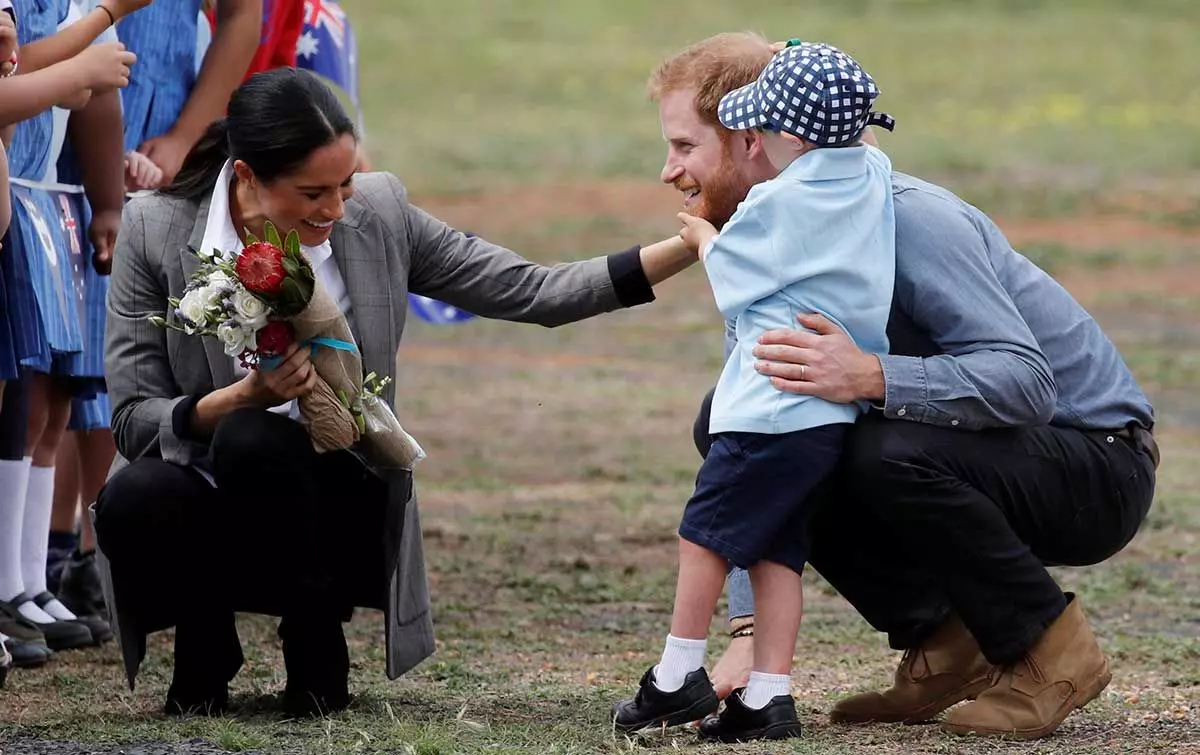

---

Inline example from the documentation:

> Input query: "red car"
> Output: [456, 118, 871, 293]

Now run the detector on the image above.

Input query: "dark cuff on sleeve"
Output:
[607, 246, 655, 308]
[171, 393, 206, 442]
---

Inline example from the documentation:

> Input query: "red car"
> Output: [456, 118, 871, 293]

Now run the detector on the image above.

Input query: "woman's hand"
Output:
[238, 342, 317, 408]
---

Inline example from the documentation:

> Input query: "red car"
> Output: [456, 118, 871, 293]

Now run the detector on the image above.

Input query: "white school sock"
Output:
[21, 465, 55, 597]
[19, 465, 78, 621]
[653, 635, 707, 693]
[741, 671, 792, 710]
[0, 458, 32, 602]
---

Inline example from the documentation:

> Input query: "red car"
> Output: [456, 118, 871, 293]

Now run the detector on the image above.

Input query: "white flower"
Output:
[207, 269, 234, 289]
[197, 283, 225, 309]
[230, 285, 269, 330]
[178, 288, 210, 331]
[217, 321, 258, 357]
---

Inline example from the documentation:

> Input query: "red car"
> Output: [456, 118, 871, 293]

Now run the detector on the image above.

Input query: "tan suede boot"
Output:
[830, 615, 996, 724]
[942, 596, 1111, 740]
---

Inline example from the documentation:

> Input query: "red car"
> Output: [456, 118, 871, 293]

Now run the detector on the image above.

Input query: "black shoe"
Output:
[5, 636, 53, 668]
[0, 600, 48, 646]
[279, 615, 351, 718]
[166, 612, 244, 717]
[57, 549, 109, 623]
[165, 683, 230, 717]
[612, 666, 719, 734]
[32, 592, 111, 645]
[281, 685, 350, 718]
[698, 688, 803, 743]
[0, 595, 92, 651]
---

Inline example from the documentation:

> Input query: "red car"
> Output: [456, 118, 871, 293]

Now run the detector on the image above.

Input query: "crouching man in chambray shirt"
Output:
[652, 32, 1157, 742]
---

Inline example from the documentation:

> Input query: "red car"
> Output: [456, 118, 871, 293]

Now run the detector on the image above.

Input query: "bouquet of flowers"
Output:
[150, 222, 425, 469]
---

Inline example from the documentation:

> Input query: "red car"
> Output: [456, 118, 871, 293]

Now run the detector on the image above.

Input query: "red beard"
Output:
[676, 149, 754, 230]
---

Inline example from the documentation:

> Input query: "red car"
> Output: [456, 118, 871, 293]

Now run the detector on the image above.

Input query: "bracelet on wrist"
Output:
[729, 624, 754, 639]
[97, 3, 116, 25]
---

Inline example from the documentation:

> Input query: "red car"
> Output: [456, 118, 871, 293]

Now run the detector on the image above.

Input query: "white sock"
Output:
[0, 458, 32, 602]
[653, 635, 707, 693]
[38, 596, 77, 621]
[21, 465, 55, 597]
[741, 671, 792, 710]
[16, 598, 56, 624]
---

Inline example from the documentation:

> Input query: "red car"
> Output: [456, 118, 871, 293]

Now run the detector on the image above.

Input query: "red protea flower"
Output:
[257, 320, 295, 357]
[236, 242, 287, 295]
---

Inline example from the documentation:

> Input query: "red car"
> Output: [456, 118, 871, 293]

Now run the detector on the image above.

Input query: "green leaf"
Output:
[281, 256, 300, 279]
[244, 228, 260, 245]
[264, 221, 283, 250]
[285, 229, 301, 256]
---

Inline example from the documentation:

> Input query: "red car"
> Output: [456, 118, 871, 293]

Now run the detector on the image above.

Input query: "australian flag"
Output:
[295, 0, 475, 326]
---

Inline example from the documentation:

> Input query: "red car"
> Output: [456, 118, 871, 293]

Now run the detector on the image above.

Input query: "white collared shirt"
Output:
[200, 160, 354, 421]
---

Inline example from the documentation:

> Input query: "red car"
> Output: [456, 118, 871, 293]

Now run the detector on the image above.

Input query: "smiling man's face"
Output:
[657, 88, 757, 229]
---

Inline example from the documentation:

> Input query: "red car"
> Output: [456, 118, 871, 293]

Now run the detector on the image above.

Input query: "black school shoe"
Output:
[612, 666, 719, 734]
[0, 595, 92, 651]
[698, 688, 803, 743]
[32, 592, 111, 645]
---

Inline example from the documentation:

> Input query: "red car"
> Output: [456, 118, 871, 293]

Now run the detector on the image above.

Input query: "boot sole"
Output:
[829, 676, 994, 725]
[613, 695, 720, 734]
[941, 660, 1112, 741]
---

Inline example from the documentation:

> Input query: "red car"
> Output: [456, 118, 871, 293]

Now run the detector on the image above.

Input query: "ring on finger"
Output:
[800, 364, 806, 381]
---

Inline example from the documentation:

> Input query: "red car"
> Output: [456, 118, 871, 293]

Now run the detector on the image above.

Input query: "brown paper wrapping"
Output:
[288, 276, 423, 468]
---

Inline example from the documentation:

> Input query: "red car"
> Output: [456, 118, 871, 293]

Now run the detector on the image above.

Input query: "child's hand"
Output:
[70, 41, 136, 91]
[0, 13, 18, 77]
[677, 212, 718, 259]
[124, 150, 163, 191]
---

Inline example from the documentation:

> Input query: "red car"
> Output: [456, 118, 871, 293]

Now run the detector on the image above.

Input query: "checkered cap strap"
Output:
[866, 111, 896, 132]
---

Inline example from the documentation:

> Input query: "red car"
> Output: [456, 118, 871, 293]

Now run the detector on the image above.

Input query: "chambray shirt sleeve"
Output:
[701, 204, 781, 319]
[880, 190, 1057, 429]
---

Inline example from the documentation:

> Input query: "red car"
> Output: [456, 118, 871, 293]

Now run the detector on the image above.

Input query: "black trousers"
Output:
[694, 389, 1156, 665]
[94, 408, 388, 692]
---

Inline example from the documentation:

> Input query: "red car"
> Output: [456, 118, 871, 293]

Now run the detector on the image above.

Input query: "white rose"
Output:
[217, 321, 258, 357]
[230, 286, 269, 330]
[178, 289, 209, 331]
[197, 283, 225, 309]
[207, 270, 233, 289]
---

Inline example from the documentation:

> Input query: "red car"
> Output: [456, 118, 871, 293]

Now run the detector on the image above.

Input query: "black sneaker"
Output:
[698, 688, 803, 743]
[612, 666, 719, 734]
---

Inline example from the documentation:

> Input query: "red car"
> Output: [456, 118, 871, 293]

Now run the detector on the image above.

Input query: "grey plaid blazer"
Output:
[98, 171, 634, 687]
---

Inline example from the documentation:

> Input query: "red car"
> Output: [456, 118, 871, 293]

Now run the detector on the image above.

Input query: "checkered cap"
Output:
[717, 42, 896, 145]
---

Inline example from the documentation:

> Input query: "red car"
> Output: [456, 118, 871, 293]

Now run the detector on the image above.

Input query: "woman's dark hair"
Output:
[162, 68, 357, 200]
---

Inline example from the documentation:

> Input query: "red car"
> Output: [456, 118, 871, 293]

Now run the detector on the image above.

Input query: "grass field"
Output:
[2, 1, 1199, 753]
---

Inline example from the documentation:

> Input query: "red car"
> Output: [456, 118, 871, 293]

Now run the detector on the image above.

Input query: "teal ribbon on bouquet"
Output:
[259, 336, 358, 371]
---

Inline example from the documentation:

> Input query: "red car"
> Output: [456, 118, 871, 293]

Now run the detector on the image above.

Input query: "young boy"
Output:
[612, 42, 897, 742]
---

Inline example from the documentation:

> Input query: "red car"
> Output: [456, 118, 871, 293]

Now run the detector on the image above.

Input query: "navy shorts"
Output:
[679, 424, 848, 575]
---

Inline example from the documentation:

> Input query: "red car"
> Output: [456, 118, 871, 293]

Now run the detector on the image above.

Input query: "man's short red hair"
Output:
[647, 32, 775, 130]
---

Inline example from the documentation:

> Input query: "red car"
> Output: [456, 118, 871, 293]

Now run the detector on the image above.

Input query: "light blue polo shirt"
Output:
[704, 143, 895, 434]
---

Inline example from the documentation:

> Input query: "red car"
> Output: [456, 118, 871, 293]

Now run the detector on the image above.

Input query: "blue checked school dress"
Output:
[117, 0, 201, 151]
[1, 0, 83, 376]
[53, 0, 121, 428]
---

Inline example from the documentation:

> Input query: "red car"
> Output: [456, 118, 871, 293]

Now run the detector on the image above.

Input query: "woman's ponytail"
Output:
[159, 118, 231, 200]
